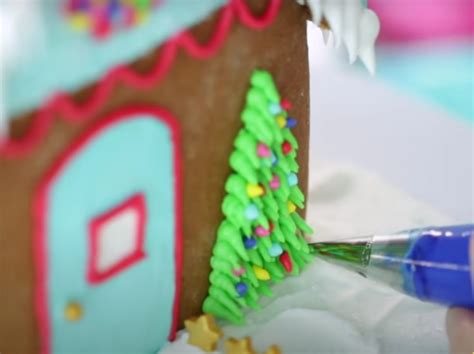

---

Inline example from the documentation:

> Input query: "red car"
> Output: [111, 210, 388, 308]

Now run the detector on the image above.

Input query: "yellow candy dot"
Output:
[287, 201, 297, 214]
[247, 184, 264, 198]
[64, 301, 83, 322]
[276, 116, 286, 128]
[253, 265, 270, 281]
[137, 11, 149, 24]
[70, 14, 90, 31]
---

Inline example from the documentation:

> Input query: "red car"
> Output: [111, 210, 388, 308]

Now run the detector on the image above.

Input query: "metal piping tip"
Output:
[309, 238, 373, 274]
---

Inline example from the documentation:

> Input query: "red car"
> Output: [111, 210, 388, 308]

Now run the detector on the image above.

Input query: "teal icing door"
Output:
[34, 107, 181, 354]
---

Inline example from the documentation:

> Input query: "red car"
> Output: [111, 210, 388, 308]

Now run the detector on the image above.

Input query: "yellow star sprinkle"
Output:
[184, 314, 223, 352]
[224, 336, 257, 354]
[264, 345, 283, 354]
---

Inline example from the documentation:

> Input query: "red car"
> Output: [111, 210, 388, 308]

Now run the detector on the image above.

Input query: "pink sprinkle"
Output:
[232, 267, 246, 276]
[124, 6, 135, 27]
[255, 226, 270, 237]
[93, 17, 111, 39]
[269, 175, 280, 190]
[257, 143, 271, 158]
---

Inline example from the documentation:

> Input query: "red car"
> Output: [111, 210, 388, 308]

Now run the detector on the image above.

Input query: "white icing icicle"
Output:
[357, 9, 380, 75]
[300, 0, 380, 74]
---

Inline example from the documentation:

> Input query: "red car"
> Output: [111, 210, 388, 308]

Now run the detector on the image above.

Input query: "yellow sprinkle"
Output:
[276, 116, 286, 128]
[247, 184, 264, 198]
[253, 265, 270, 280]
[70, 14, 90, 31]
[287, 201, 297, 214]
[64, 301, 83, 322]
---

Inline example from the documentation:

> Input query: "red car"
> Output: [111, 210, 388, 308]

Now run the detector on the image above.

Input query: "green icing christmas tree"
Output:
[202, 70, 314, 324]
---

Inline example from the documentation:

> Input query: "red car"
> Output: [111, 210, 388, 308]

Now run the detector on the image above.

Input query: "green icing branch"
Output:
[202, 70, 314, 324]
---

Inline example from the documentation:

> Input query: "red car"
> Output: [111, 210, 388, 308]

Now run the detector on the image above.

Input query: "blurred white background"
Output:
[307, 22, 473, 223]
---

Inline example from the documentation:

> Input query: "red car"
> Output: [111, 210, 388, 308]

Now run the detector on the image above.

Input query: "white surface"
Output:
[97, 208, 140, 272]
[161, 165, 451, 354]
[307, 22, 474, 223]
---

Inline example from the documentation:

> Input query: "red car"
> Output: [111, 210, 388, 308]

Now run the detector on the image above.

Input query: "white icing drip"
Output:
[300, 0, 380, 74]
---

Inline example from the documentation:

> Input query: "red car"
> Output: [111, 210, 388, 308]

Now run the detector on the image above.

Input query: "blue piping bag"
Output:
[310, 224, 474, 308]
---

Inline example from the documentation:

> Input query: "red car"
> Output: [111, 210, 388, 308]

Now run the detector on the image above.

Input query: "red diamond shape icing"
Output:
[87, 194, 147, 284]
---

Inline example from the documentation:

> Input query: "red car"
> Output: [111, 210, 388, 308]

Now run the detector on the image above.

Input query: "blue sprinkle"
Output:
[268, 102, 282, 115]
[244, 204, 259, 220]
[243, 236, 257, 249]
[286, 117, 297, 128]
[271, 152, 278, 166]
[268, 243, 283, 257]
[287, 173, 298, 186]
[236, 282, 248, 297]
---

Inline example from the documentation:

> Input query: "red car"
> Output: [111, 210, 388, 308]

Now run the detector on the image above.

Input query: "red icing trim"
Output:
[0, 0, 282, 158]
[33, 106, 183, 353]
[87, 193, 147, 285]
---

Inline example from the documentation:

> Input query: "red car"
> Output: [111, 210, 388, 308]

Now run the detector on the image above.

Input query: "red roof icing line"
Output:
[1, 0, 282, 158]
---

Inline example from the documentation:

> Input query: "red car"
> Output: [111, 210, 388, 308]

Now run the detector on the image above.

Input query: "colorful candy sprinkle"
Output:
[279, 251, 293, 273]
[269, 175, 280, 190]
[235, 282, 248, 297]
[286, 117, 297, 128]
[287, 201, 296, 214]
[253, 265, 270, 281]
[276, 116, 286, 128]
[271, 152, 278, 166]
[65, 0, 162, 39]
[247, 184, 265, 198]
[280, 99, 292, 111]
[268, 243, 283, 257]
[243, 236, 257, 249]
[268, 102, 282, 115]
[255, 226, 270, 237]
[281, 141, 292, 155]
[232, 267, 246, 277]
[287, 173, 298, 186]
[257, 143, 271, 158]
[244, 204, 260, 220]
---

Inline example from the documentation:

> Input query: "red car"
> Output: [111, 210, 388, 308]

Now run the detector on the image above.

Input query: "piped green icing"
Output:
[202, 70, 314, 324]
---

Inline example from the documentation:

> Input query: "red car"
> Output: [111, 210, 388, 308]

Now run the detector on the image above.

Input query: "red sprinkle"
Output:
[280, 99, 292, 111]
[282, 141, 292, 155]
[279, 251, 293, 273]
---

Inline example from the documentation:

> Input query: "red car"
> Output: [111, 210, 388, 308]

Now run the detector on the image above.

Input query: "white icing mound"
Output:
[161, 165, 451, 353]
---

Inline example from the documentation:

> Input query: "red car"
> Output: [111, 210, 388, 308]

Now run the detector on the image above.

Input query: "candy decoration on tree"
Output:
[64, 0, 163, 39]
[280, 98, 292, 111]
[279, 251, 293, 273]
[286, 117, 297, 128]
[202, 70, 314, 324]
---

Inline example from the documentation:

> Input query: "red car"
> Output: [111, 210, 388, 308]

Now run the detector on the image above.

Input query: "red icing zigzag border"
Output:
[1, 0, 282, 158]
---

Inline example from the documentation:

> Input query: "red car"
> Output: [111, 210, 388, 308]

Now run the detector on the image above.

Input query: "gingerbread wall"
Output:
[0, 1, 310, 352]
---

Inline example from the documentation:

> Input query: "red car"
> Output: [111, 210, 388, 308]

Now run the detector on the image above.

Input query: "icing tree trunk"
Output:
[203, 70, 314, 324]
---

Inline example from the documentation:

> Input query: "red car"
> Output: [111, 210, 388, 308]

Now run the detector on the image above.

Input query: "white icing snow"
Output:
[160, 165, 451, 354]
